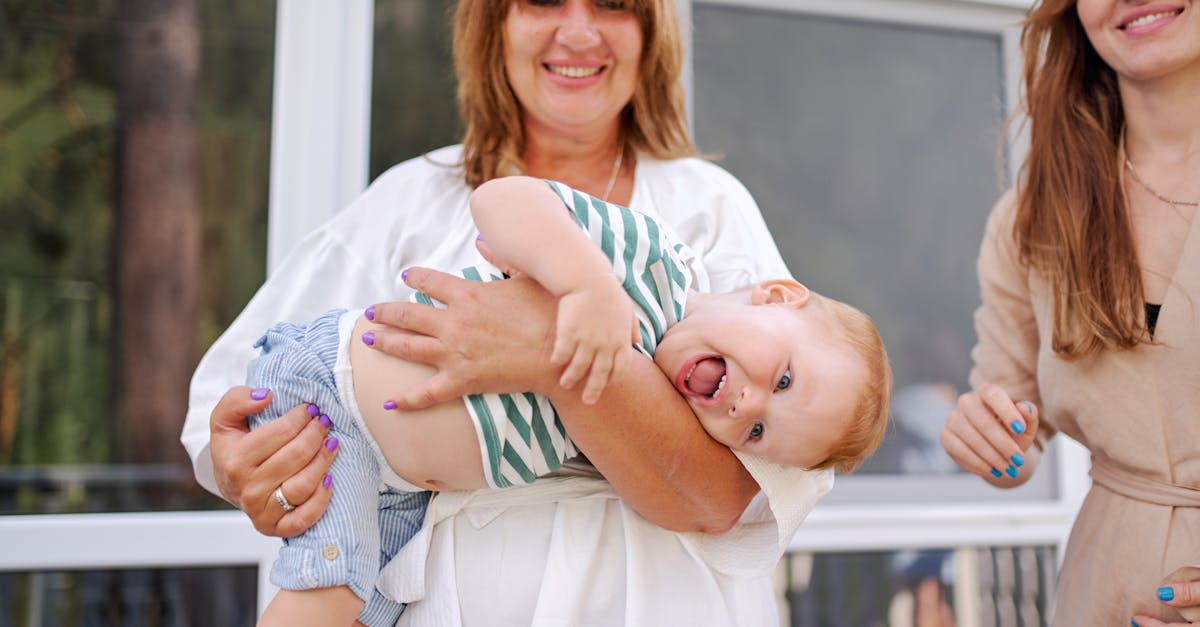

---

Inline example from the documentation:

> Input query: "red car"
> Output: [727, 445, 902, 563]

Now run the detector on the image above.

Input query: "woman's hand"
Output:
[939, 383, 1040, 486]
[364, 267, 562, 408]
[209, 386, 336, 537]
[1133, 567, 1200, 626]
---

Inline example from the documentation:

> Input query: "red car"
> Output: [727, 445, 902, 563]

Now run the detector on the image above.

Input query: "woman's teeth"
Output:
[546, 64, 602, 78]
[1124, 10, 1179, 29]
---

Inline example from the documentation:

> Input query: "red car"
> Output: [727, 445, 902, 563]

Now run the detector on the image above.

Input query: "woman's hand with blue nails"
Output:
[1134, 567, 1200, 626]
[939, 383, 1040, 487]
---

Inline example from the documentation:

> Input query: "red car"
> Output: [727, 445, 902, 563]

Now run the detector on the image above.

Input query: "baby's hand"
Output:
[552, 274, 639, 405]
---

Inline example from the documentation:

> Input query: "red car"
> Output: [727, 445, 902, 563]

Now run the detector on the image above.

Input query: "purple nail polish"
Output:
[319, 414, 332, 429]
[383, 400, 398, 411]
[476, 233, 484, 242]
[401, 268, 409, 281]
[325, 437, 339, 452]
[323, 474, 333, 489]
[362, 331, 375, 346]
[250, 388, 270, 401]
[365, 305, 375, 321]
[307, 403, 320, 417]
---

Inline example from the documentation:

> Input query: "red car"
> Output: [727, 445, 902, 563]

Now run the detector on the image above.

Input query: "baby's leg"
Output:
[355, 489, 432, 626]
[246, 311, 384, 623]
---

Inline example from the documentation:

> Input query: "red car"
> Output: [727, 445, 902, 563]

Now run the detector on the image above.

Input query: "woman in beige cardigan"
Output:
[938, 0, 1200, 625]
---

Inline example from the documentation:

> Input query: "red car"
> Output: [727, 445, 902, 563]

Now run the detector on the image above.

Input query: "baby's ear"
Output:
[751, 279, 811, 308]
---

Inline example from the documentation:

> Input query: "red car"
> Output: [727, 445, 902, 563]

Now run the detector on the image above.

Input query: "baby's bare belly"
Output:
[349, 316, 489, 491]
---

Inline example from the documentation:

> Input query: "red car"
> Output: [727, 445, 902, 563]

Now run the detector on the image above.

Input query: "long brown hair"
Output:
[1015, 0, 1143, 359]
[452, 0, 696, 189]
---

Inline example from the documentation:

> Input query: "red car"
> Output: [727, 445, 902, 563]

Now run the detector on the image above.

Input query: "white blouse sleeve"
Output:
[680, 454, 833, 577]
[182, 221, 397, 495]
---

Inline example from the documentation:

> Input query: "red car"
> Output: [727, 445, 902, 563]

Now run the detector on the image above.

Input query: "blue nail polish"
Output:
[1011, 421, 1025, 434]
[1011, 453, 1025, 467]
[1158, 586, 1174, 601]
[990, 468, 1002, 478]
[1132, 621, 1140, 627]
[250, 387, 269, 401]
[1006, 465, 1019, 478]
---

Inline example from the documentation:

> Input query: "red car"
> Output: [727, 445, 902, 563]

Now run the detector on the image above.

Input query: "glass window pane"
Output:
[692, 5, 1056, 499]
[1, 1, 276, 514]
[779, 546, 1057, 626]
[369, 0, 460, 179]
[1, 566, 257, 626]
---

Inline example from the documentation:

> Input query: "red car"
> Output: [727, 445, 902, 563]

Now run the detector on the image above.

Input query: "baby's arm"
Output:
[259, 587, 363, 626]
[469, 176, 636, 404]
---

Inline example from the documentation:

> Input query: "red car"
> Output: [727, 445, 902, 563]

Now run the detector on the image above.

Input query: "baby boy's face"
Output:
[653, 292, 864, 469]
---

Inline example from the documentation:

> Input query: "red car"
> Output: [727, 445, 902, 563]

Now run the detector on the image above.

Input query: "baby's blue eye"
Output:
[775, 369, 793, 392]
[749, 422, 764, 440]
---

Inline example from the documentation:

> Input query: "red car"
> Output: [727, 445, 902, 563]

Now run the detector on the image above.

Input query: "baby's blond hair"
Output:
[808, 294, 892, 473]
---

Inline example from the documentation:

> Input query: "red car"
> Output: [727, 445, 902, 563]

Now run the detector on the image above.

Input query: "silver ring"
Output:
[273, 486, 296, 513]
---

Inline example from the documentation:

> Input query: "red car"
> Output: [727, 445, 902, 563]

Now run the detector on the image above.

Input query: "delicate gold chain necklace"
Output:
[602, 140, 624, 202]
[1124, 159, 1200, 207]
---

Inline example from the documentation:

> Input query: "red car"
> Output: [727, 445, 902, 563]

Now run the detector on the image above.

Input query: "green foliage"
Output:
[370, 0, 461, 178]
[0, 0, 275, 505]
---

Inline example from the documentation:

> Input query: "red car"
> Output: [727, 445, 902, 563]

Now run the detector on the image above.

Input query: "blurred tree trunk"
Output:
[116, 0, 200, 466]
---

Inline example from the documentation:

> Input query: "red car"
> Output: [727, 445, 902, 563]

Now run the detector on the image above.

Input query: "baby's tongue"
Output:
[685, 357, 726, 396]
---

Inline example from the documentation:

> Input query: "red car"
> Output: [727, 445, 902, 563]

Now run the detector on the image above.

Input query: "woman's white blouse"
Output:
[183, 144, 833, 626]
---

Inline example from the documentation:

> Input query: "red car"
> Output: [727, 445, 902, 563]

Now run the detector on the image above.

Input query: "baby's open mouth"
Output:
[684, 356, 727, 399]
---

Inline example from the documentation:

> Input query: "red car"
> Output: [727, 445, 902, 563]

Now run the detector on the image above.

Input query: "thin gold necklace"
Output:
[602, 140, 624, 202]
[1124, 159, 1200, 207]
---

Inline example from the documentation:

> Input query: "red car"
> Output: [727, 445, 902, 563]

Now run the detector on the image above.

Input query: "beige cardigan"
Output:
[969, 191, 1200, 625]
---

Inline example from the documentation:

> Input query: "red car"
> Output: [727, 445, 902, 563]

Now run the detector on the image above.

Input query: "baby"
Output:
[248, 176, 892, 625]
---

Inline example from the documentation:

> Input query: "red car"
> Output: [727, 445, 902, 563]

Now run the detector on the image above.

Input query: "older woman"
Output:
[939, 0, 1200, 625]
[183, 0, 828, 625]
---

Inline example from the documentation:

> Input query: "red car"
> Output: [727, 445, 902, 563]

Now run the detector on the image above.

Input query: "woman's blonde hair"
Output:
[452, 0, 697, 188]
[1015, 0, 1143, 359]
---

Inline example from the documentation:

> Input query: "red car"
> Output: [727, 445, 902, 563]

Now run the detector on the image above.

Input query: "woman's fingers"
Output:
[209, 390, 336, 538]
[273, 469, 334, 539]
[256, 411, 335, 494]
[402, 266, 477, 307]
[1161, 567, 1200, 621]
[210, 386, 274, 506]
[391, 373, 466, 410]
[940, 386, 1029, 480]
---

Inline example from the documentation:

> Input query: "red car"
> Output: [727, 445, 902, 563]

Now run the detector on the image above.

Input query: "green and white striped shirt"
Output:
[412, 180, 695, 489]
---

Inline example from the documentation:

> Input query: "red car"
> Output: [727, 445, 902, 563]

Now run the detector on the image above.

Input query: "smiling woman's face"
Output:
[1075, 0, 1200, 82]
[503, 0, 643, 138]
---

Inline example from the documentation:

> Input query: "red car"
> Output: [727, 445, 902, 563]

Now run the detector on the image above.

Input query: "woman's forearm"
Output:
[547, 355, 759, 533]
